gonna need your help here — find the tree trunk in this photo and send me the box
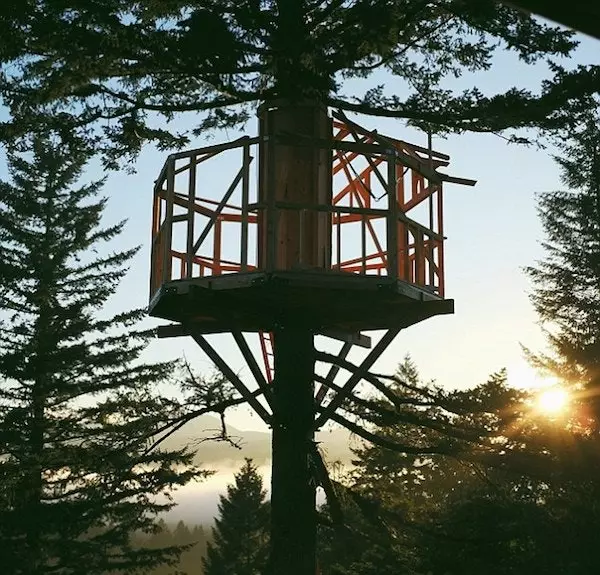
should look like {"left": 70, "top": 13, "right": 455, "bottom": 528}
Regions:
{"left": 270, "top": 328, "right": 316, "bottom": 575}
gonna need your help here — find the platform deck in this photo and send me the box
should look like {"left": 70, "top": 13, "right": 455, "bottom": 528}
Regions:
{"left": 149, "top": 271, "right": 453, "bottom": 333}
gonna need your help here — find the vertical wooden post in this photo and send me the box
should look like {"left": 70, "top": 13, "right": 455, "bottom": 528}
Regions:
{"left": 241, "top": 143, "right": 250, "bottom": 271}
{"left": 270, "top": 328, "right": 316, "bottom": 575}
{"left": 186, "top": 155, "right": 197, "bottom": 279}
{"left": 387, "top": 153, "right": 398, "bottom": 280}
{"left": 213, "top": 218, "right": 222, "bottom": 276}
{"left": 361, "top": 212, "right": 367, "bottom": 274}
{"left": 438, "top": 184, "right": 445, "bottom": 297}
{"left": 336, "top": 210, "right": 341, "bottom": 270}
{"left": 163, "top": 159, "right": 175, "bottom": 283}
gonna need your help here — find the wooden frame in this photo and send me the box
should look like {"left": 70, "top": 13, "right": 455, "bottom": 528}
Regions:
{"left": 149, "top": 115, "right": 475, "bottom": 384}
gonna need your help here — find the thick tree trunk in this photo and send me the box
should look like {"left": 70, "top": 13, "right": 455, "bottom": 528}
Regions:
{"left": 270, "top": 328, "right": 316, "bottom": 575}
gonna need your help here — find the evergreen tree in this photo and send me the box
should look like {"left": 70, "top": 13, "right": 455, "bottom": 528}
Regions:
{"left": 0, "top": 134, "right": 204, "bottom": 574}
{"left": 525, "top": 116, "right": 600, "bottom": 411}
{"left": 203, "top": 459, "right": 269, "bottom": 575}
{"left": 0, "top": 1, "right": 596, "bottom": 167}
{"left": 136, "top": 521, "right": 209, "bottom": 575}
{"left": 322, "top": 356, "right": 600, "bottom": 574}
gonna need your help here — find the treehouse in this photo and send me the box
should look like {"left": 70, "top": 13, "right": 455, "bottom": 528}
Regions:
{"left": 148, "top": 101, "right": 474, "bottom": 345}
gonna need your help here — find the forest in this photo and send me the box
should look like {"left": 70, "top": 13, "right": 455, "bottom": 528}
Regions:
{"left": 1, "top": 1, "right": 600, "bottom": 574}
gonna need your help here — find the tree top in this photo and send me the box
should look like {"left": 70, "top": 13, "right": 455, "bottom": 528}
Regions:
{"left": 0, "top": 1, "right": 597, "bottom": 168}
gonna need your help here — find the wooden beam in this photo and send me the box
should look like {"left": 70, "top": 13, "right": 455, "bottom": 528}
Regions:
{"left": 168, "top": 135, "right": 258, "bottom": 161}
{"left": 157, "top": 324, "right": 188, "bottom": 339}
{"left": 191, "top": 332, "right": 273, "bottom": 425}
{"left": 231, "top": 331, "right": 275, "bottom": 410}
{"left": 313, "top": 329, "right": 400, "bottom": 430}
{"left": 333, "top": 110, "right": 443, "bottom": 184}
{"left": 320, "top": 330, "right": 371, "bottom": 348}
{"left": 315, "top": 342, "right": 352, "bottom": 405}
{"left": 440, "top": 174, "right": 477, "bottom": 187}
{"left": 192, "top": 165, "right": 246, "bottom": 255}
{"left": 247, "top": 200, "right": 389, "bottom": 218}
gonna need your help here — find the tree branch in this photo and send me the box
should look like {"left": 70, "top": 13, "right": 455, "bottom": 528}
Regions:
{"left": 328, "top": 411, "right": 455, "bottom": 456}
{"left": 143, "top": 390, "right": 262, "bottom": 455}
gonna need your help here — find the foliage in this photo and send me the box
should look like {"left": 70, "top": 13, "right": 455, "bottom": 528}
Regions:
{"left": 525, "top": 116, "right": 600, "bottom": 407}
{"left": 202, "top": 458, "right": 269, "bottom": 575}
{"left": 0, "top": 134, "right": 207, "bottom": 574}
{"left": 130, "top": 520, "right": 210, "bottom": 575}
{"left": 0, "top": 1, "right": 597, "bottom": 167}
{"left": 319, "top": 356, "right": 600, "bottom": 574}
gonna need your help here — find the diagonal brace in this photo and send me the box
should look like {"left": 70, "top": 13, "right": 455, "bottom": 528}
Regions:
{"left": 315, "top": 342, "right": 352, "bottom": 405}
{"left": 313, "top": 329, "right": 400, "bottom": 430}
{"left": 232, "top": 331, "right": 275, "bottom": 410}
{"left": 192, "top": 165, "right": 247, "bottom": 255}
{"left": 191, "top": 332, "right": 272, "bottom": 425}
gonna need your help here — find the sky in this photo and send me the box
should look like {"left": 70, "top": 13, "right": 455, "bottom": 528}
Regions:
{"left": 1, "top": 22, "right": 598, "bottom": 440}
{"left": 0, "top": 16, "right": 599, "bottom": 525}
{"left": 87, "top": 28, "right": 600, "bottom": 433}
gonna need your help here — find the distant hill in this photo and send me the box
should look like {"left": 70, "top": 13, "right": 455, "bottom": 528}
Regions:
{"left": 161, "top": 414, "right": 358, "bottom": 468}
{"left": 160, "top": 415, "right": 360, "bottom": 523}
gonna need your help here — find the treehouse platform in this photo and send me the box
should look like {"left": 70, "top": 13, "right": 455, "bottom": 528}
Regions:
{"left": 149, "top": 270, "right": 453, "bottom": 333}
{"left": 148, "top": 104, "right": 474, "bottom": 335}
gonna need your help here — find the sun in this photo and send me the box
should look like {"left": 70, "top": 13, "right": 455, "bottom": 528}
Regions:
{"left": 537, "top": 387, "right": 570, "bottom": 415}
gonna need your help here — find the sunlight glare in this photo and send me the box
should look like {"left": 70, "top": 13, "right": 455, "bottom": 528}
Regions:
{"left": 537, "top": 387, "right": 569, "bottom": 415}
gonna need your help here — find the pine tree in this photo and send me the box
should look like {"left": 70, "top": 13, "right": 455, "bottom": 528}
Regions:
{"left": 203, "top": 459, "right": 269, "bottom": 575}
{"left": 525, "top": 115, "right": 600, "bottom": 410}
{"left": 0, "top": 134, "right": 204, "bottom": 574}
{"left": 0, "top": 1, "right": 596, "bottom": 167}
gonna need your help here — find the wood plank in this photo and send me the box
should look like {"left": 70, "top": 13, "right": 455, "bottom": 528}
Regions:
{"left": 168, "top": 136, "right": 257, "bottom": 161}
{"left": 192, "top": 166, "right": 245, "bottom": 255}
{"left": 231, "top": 331, "right": 274, "bottom": 410}
{"left": 315, "top": 342, "right": 352, "bottom": 405}
{"left": 440, "top": 174, "right": 477, "bottom": 186}
{"left": 240, "top": 144, "right": 251, "bottom": 271}
{"left": 320, "top": 330, "right": 372, "bottom": 349}
{"left": 191, "top": 332, "right": 273, "bottom": 425}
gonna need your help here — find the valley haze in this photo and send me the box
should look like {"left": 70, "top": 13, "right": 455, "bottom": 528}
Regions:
{"left": 163, "top": 415, "right": 355, "bottom": 524}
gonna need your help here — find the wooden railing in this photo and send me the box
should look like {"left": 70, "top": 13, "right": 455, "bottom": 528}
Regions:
{"left": 149, "top": 122, "right": 468, "bottom": 303}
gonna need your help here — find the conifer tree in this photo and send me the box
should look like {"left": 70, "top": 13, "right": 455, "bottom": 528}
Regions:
{"left": 0, "top": 1, "right": 596, "bottom": 167}
{"left": 0, "top": 135, "right": 205, "bottom": 574}
{"left": 525, "top": 114, "right": 600, "bottom": 411}
{"left": 203, "top": 459, "right": 269, "bottom": 575}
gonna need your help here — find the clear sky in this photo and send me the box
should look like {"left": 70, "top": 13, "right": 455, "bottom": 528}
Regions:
{"left": 2, "top": 24, "right": 599, "bottom": 435}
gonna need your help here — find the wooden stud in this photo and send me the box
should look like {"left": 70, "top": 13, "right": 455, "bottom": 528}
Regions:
{"left": 186, "top": 155, "right": 197, "bottom": 279}
{"left": 241, "top": 143, "right": 251, "bottom": 271}
{"left": 387, "top": 154, "right": 398, "bottom": 281}
{"left": 162, "top": 159, "right": 175, "bottom": 284}
{"left": 315, "top": 342, "right": 352, "bottom": 405}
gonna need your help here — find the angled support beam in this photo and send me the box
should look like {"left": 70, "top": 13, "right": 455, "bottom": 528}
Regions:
{"left": 231, "top": 331, "right": 275, "bottom": 410}
{"left": 190, "top": 332, "right": 273, "bottom": 425}
{"left": 315, "top": 342, "right": 352, "bottom": 405}
{"left": 342, "top": 119, "right": 392, "bottom": 195}
{"left": 313, "top": 329, "right": 400, "bottom": 430}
